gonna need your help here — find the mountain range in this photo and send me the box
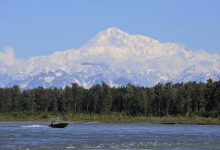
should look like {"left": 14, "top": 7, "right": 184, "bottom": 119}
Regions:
{"left": 1, "top": 27, "right": 220, "bottom": 89}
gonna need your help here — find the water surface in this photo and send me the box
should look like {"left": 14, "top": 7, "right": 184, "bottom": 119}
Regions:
{"left": 0, "top": 122, "right": 220, "bottom": 149}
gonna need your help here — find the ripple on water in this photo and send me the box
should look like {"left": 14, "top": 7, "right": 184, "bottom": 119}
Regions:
{"left": 21, "top": 125, "right": 47, "bottom": 128}
{"left": 66, "top": 146, "right": 76, "bottom": 149}
{"left": 1, "top": 123, "right": 220, "bottom": 150}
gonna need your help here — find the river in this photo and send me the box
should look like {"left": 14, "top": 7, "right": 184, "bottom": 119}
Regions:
{"left": 0, "top": 122, "right": 220, "bottom": 150}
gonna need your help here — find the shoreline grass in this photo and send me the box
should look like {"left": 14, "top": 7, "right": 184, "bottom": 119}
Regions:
{"left": 0, "top": 112, "right": 220, "bottom": 125}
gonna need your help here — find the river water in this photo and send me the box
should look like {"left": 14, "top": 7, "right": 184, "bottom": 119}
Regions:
{"left": 0, "top": 122, "right": 220, "bottom": 150}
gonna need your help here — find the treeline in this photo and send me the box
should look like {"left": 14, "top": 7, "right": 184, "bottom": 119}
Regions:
{"left": 0, "top": 79, "right": 220, "bottom": 117}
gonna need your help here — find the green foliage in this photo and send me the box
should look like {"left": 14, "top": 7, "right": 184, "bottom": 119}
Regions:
{"left": 0, "top": 79, "right": 220, "bottom": 118}
{"left": 0, "top": 112, "right": 220, "bottom": 124}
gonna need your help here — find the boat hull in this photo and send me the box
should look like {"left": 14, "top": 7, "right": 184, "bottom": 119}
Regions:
{"left": 49, "top": 123, "right": 69, "bottom": 128}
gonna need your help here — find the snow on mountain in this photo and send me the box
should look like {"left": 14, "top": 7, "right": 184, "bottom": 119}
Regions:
{"left": 173, "top": 60, "right": 220, "bottom": 83}
{"left": 0, "top": 27, "right": 220, "bottom": 89}
{"left": 81, "top": 27, "right": 191, "bottom": 65}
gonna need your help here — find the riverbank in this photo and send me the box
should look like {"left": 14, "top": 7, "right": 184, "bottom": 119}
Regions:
{"left": 0, "top": 112, "right": 220, "bottom": 125}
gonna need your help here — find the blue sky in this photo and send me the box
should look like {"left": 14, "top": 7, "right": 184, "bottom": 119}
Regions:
{"left": 0, "top": 0, "right": 220, "bottom": 58}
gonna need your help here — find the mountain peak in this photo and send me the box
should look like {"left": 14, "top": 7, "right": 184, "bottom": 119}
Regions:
{"left": 1, "top": 27, "right": 220, "bottom": 89}
{"left": 96, "top": 27, "right": 129, "bottom": 41}
{"left": 102, "top": 27, "right": 126, "bottom": 35}
{"left": 85, "top": 27, "right": 156, "bottom": 49}
{"left": 83, "top": 27, "right": 130, "bottom": 48}
{"left": 83, "top": 27, "right": 188, "bottom": 58}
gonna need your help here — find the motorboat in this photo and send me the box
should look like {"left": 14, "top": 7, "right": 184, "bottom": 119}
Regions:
{"left": 49, "top": 118, "right": 69, "bottom": 128}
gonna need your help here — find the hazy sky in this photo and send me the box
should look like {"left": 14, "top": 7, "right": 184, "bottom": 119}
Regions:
{"left": 0, "top": 0, "right": 220, "bottom": 58}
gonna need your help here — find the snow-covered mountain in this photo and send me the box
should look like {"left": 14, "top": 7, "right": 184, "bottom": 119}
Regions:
{"left": 1, "top": 27, "right": 220, "bottom": 89}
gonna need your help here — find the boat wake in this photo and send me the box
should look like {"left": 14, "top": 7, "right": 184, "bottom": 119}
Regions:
{"left": 21, "top": 125, "right": 47, "bottom": 128}
{"left": 66, "top": 146, "right": 76, "bottom": 149}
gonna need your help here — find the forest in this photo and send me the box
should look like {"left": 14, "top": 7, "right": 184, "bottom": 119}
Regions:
{"left": 0, "top": 79, "right": 220, "bottom": 118}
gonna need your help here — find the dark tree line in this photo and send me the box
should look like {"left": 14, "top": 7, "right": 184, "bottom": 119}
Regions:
{"left": 0, "top": 79, "right": 220, "bottom": 117}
